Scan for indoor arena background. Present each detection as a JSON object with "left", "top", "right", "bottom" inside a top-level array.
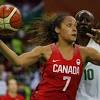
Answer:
[{"left": 0, "top": 0, "right": 100, "bottom": 100}]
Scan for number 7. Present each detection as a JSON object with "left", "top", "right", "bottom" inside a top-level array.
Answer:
[{"left": 62, "top": 76, "right": 71, "bottom": 91}]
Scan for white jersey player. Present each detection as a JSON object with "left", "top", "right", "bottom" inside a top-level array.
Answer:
[{"left": 76, "top": 39, "right": 100, "bottom": 100}]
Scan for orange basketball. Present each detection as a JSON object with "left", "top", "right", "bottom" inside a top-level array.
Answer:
[{"left": 0, "top": 4, "right": 22, "bottom": 35}]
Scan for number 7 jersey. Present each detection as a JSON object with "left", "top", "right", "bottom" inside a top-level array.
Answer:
[{"left": 31, "top": 43, "right": 83, "bottom": 100}]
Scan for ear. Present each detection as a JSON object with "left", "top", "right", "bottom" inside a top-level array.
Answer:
[{"left": 55, "top": 27, "right": 60, "bottom": 33}]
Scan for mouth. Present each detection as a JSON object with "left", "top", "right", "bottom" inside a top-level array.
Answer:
[{"left": 72, "top": 33, "right": 77, "bottom": 37}]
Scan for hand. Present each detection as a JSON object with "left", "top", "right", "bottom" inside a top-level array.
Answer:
[{"left": 86, "top": 28, "right": 100, "bottom": 45}]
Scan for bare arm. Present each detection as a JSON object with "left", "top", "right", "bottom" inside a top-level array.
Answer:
[
  {"left": 84, "top": 47, "right": 100, "bottom": 65},
  {"left": 0, "top": 40, "right": 43, "bottom": 67}
]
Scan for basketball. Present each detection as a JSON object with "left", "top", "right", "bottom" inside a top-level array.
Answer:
[{"left": 0, "top": 4, "right": 22, "bottom": 35}]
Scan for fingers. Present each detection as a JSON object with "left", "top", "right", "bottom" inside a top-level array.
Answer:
[
  {"left": 86, "top": 33, "right": 94, "bottom": 38},
  {"left": 91, "top": 28, "right": 96, "bottom": 32},
  {"left": 91, "top": 28, "right": 100, "bottom": 33}
]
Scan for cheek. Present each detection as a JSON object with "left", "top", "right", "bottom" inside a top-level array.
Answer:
[
  {"left": 10, "top": 84, "right": 17, "bottom": 89},
  {"left": 8, "top": 86, "right": 12, "bottom": 90},
  {"left": 13, "top": 85, "right": 18, "bottom": 89},
  {"left": 61, "top": 29, "right": 71, "bottom": 38}
]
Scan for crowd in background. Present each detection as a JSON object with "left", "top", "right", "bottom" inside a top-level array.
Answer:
[
  {"left": 0, "top": 0, "right": 100, "bottom": 100},
  {"left": 0, "top": 0, "right": 43, "bottom": 100}
]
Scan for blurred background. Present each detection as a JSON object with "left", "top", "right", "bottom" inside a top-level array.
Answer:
[
  {"left": 0, "top": 0, "right": 43, "bottom": 100},
  {"left": 0, "top": 0, "right": 100, "bottom": 100}
]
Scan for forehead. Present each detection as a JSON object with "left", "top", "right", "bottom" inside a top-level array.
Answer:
[
  {"left": 9, "top": 79, "right": 17, "bottom": 84},
  {"left": 63, "top": 16, "right": 76, "bottom": 23},
  {"left": 79, "top": 14, "right": 94, "bottom": 21}
]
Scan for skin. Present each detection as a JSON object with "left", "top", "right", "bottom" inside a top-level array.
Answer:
[
  {"left": 7, "top": 79, "right": 18, "bottom": 97},
  {"left": 0, "top": 16, "right": 100, "bottom": 67},
  {"left": 76, "top": 11, "right": 100, "bottom": 100}
]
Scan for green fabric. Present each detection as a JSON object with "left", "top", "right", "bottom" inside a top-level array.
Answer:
[
  {"left": 11, "top": 38, "right": 23, "bottom": 54},
  {"left": 24, "top": 86, "right": 31, "bottom": 100},
  {"left": 0, "top": 0, "right": 6, "bottom": 5}
]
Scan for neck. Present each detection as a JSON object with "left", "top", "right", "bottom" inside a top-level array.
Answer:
[
  {"left": 8, "top": 91, "right": 17, "bottom": 98},
  {"left": 57, "top": 39, "right": 74, "bottom": 48}
]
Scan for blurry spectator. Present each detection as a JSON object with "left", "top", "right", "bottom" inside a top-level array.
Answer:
[
  {"left": 0, "top": 0, "right": 5, "bottom": 5},
  {"left": 0, "top": 63, "right": 8, "bottom": 81},
  {"left": 0, "top": 80, "right": 7, "bottom": 96},
  {"left": 11, "top": 32, "right": 25, "bottom": 55},
  {"left": 1, "top": 78, "right": 24, "bottom": 100},
  {"left": 30, "top": 70, "right": 40, "bottom": 90},
  {"left": 15, "top": 67, "right": 34, "bottom": 87},
  {"left": 23, "top": 86, "right": 31, "bottom": 100},
  {"left": 12, "top": 65, "right": 40, "bottom": 100},
  {"left": 18, "top": 82, "right": 31, "bottom": 100},
  {"left": 0, "top": 63, "right": 7, "bottom": 96},
  {"left": 7, "top": 72, "right": 14, "bottom": 79}
]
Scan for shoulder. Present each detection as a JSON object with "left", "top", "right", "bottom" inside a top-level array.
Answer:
[
  {"left": 31, "top": 44, "right": 51, "bottom": 53},
  {"left": 42, "top": 44, "right": 52, "bottom": 52},
  {"left": 31, "top": 44, "right": 52, "bottom": 59},
  {"left": 31, "top": 46, "right": 43, "bottom": 52},
  {"left": 30, "top": 46, "right": 44, "bottom": 57},
  {"left": 79, "top": 46, "right": 98, "bottom": 55},
  {"left": 40, "top": 44, "right": 52, "bottom": 60},
  {"left": 79, "top": 45, "right": 98, "bottom": 61}
]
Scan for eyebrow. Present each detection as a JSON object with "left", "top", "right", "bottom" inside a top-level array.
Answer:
[{"left": 65, "top": 21, "right": 77, "bottom": 24}]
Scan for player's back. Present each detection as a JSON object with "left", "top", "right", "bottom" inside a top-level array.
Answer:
[
  {"left": 31, "top": 43, "right": 83, "bottom": 100},
  {"left": 76, "top": 39, "right": 100, "bottom": 100}
]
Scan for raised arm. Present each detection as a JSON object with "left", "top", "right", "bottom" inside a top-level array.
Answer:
[{"left": 0, "top": 40, "right": 43, "bottom": 67}]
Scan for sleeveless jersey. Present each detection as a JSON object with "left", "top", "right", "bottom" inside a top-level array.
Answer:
[
  {"left": 76, "top": 39, "right": 100, "bottom": 100},
  {"left": 31, "top": 43, "right": 83, "bottom": 100}
]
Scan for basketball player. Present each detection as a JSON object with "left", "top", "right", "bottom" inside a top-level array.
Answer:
[
  {"left": 76, "top": 10, "right": 100, "bottom": 100},
  {"left": 0, "top": 13, "right": 100, "bottom": 100},
  {"left": 1, "top": 78, "right": 24, "bottom": 100}
]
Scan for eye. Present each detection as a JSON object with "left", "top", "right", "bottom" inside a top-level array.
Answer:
[{"left": 66, "top": 23, "right": 72, "bottom": 27}]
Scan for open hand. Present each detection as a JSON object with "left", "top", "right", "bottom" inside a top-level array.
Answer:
[{"left": 86, "top": 28, "right": 100, "bottom": 45}]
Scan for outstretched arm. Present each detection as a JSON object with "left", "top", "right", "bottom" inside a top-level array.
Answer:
[
  {"left": 0, "top": 40, "right": 43, "bottom": 67},
  {"left": 83, "top": 47, "right": 100, "bottom": 65}
]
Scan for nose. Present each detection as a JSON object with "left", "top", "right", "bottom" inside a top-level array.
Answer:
[
  {"left": 81, "top": 20, "right": 85, "bottom": 24},
  {"left": 73, "top": 26, "right": 77, "bottom": 32},
  {"left": 81, "top": 18, "right": 87, "bottom": 24}
]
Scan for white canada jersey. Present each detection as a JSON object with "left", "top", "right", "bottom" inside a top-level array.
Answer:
[{"left": 76, "top": 39, "right": 100, "bottom": 100}]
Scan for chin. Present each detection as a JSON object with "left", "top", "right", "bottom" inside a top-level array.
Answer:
[
  {"left": 66, "top": 40, "right": 74, "bottom": 44},
  {"left": 71, "top": 38, "right": 76, "bottom": 42},
  {"left": 64, "top": 38, "right": 76, "bottom": 44}
]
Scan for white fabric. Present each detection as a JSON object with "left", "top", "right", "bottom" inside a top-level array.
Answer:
[
  {"left": 30, "top": 71, "right": 40, "bottom": 90},
  {"left": 0, "top": 80, "right": 7, "bottom": 95},
  {"left": 76, "top": 39, "right": 100, "bottom": 100}
]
